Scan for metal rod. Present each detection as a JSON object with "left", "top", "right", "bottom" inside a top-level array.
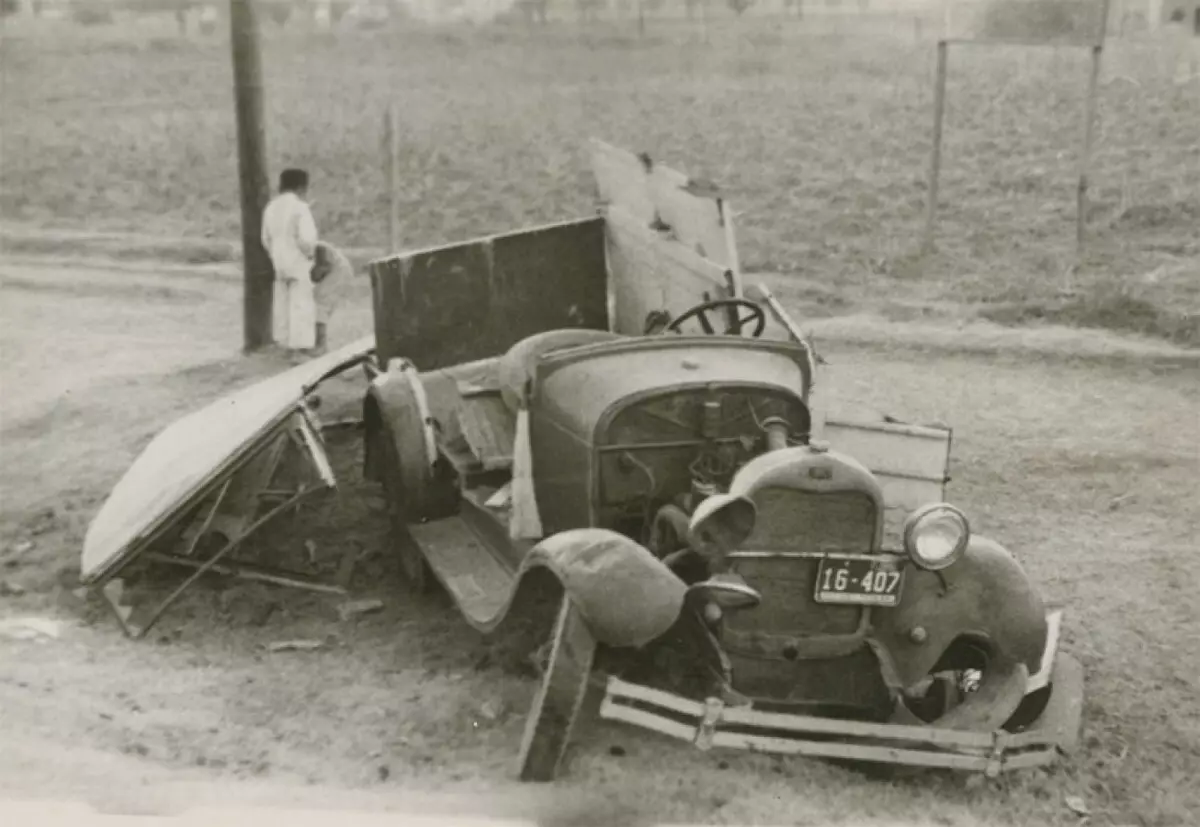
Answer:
[
  {"left": 943, "top": 37, "right": 1101, "bottom": 48},
  {"left": 102, "top": 583, "right": 141, "bottom": 640},
  {"left": 728, "top": 550, "right": 907, "bottom": 562},
  {"left": 126, "top": 486, "right": 317, "bottom": 639},
  {"left": 143, "top": 552, "right": 348, "bottom": 594},
  {"left": 181, "top": 477, "right": 233, "bottom": 558},
  {"left": 719, "top": 199, "right": 743, "bottom": 297},
  {"left": 321, "top": 418, "right": 364, "bottom": 432},
  {"left": 1076, "top": 45, "right": 1103, "bottom": 255},
  {"left": 923, "top": 39, "right": 949, "bottom": 254}
]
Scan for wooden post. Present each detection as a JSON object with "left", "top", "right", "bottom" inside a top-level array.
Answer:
[
  {"left": 384, "top": 105, "right": 400, "bottom": 253},
  {"left": 1076, "top": 0, "right": 1111, "bottom": 256},
  {"left": 637, "top": 0, "right": 645, "bottom": 37},
  {"left": 230, "top": 0, "right": 273, "bottom": 352},
  {"left": 1075, "top": 45, "right": 1103, "bottom": 256},
  {"left": 922, "top": 39, "right": 949, "bottom": 254}
]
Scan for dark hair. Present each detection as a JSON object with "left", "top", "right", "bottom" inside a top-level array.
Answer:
[{"left": 279, "top": 168, "right": 309, "bottom": 193}]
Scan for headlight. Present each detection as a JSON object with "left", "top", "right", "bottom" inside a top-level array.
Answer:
[{"left": 903, "top": 503, "right": 970, "bottom": 571}]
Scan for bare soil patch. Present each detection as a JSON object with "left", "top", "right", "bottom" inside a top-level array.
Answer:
[{"left": 1, "top": 254, "right": 1198, "bottom": 825}]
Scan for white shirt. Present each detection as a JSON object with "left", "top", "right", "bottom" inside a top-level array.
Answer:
[{"left": 261, "top": 191, "right": 318, "bottom": 284}]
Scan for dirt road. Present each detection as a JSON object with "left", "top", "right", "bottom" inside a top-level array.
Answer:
[{"left": 1, "top": 255, "right": 1198, "bottom": 826}]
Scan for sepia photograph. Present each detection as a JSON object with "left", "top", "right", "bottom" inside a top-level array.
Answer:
[{"left": 0, "top": 0, "right": 1197, "bottom": 824}]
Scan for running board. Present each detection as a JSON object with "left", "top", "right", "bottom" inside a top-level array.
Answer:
[{"left": 407, "top": 516, "right": 516, "bottom": 631}]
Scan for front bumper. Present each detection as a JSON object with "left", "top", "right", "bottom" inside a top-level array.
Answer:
[{"left": 598, "top": 650, "right": 1084, "bottom": 776}]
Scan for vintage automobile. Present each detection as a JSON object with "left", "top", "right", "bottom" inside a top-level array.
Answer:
[
  {"left": 357, "top": 141, "right": 1084, "bottom": 782},
  {"left": 79, "top": 141, "right": 1082, "bottom": 785}
]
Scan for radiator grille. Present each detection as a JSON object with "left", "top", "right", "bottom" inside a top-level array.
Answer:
[
  {"left": 726, "top": 488, "right": 877, "bottom": 638},
  {"left": 741, "top": 487, "right": 876, "bottom": 553}
]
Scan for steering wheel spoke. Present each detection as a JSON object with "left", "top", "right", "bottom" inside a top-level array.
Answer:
[{"left": 666, "top": 298, "right": 767, "bottom": 339}]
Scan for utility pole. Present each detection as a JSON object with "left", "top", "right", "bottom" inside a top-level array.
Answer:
[{"left": 230, "top": 0, "right": 273, "bottom": 352}]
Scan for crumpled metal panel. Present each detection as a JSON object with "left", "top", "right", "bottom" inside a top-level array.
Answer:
[
  {"left": 525, "top": 528, "right": 686, "bottom": 650},
  {"left": 368, "top": 217, "right": 609, "bottom": 370}
]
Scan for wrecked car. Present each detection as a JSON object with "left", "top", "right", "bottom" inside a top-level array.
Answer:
[
  {"left": 358, "top": 140, "right": 1084, "bottom": 781},
  {"left": 81, "top": 140, "right": 1082, "bottom": 783}
]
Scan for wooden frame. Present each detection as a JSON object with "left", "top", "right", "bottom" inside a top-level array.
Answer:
[
  {"left": 922, "top": 0, "right": 1115, "bottom": 257},
  {"left": 97, "top": 410, "right": 352, "bottom": 640}
]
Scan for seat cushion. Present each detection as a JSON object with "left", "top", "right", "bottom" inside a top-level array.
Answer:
[{"left": 498, "top": 329, "right": 625, "bottom": 412}]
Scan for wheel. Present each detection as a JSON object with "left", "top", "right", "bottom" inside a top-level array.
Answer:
[
  {"left": 516, "top": 595, "right": 597, "bottom": 782},
  {"left": 1002, "top": 684, "right": 1052, "bottom": 731},
  {"left": 665, "top": 298, "right": 767, "bottom": 338},
  {"left": 369, "top": 364, "right": 459, "bottom": 593},
  {"left": 375, "top": 423, "right": 436, "bottom": 594},
  {"left": 896, "top": 639, "right": 1010, "bottom": 728},
  {"left": 843, "top": 641, "right": 1032, "bottom": 780}
]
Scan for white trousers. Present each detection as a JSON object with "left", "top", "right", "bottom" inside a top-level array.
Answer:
[{"left": 273, "top": 278, "right": 316, "bottom": 350}]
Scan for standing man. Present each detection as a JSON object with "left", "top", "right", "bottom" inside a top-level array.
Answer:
[{"left": 261, "top": 168, "right": 318, "bottom": 352}]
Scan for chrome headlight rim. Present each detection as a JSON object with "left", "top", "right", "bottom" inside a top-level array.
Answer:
[{"left": 903, "top": 502, "right": 971, "bottom": 571}]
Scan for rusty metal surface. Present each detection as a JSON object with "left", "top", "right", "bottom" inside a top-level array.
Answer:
[
  {"left": 730, "top": 556, "right": 864, "bottom": 638},
  {"left": 517, "top": 597, "right": 597, "bottom": 781},
  {"left": 600, "top": 675, "right": 1072, "bottom": 774},
  {"left": 740, "top": 488, "right": 877, "bottom": 555},
  {"left": 369, "top": 217, "right": 609, "bottom": 370},
  {"left": 589, "top": 138, "right": 739, "bottom": 282},
  {"left": 723, "top": 646, "right": 893, "bottom": 716},
  {"left": 534, "top": 336, "right": 812, "bottom": 443},
  {"left": 872, "top": 535, "right": 1050, "bottom": 689},
  {"left": 604, "top": 206, "right": 734, "bottom": 337},
  {"left": 524, "top": 529, "right": 686, "bottom": 649},
  {"left": 82, "top": 336, "right": 375, "bottom": 587},
  {"left": 454, "top": 393, "right": 515, "bottom": 471}
]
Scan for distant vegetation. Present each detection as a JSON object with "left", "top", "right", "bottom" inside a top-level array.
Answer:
[
  {"left": 2, "top": 20, "right": 1196, "bottom": 345},
  {"left": 980, "top": 0, "right": 1103, "bottom": 41}
]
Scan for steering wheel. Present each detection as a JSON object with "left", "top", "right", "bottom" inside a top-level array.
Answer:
[{"left": 665, "top": 298, "right": 767, "bottom": 338}]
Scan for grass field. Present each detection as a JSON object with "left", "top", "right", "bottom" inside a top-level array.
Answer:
[{"left": 1, "top": 14, "right": 1198, "bottom": 343}]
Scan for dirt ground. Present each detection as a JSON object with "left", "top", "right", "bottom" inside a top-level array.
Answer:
[{"left": 1, "top": 253, "right": 1198, "bottom": 826}]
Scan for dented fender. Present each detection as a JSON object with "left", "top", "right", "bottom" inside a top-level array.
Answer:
[
  {"left": 871, "top": 535, "right": 1048, "bottom": 690},
  {"left": 523, "top": 529, "right": 686, "bottom": 649}
]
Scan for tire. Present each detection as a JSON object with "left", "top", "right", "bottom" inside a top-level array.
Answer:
[
  {"left": 846, "top": 642, "right": 1029, "bottom": 779},
  {"left": 376, "top": 423, "right": 437, "bottom": 594},
  {"left": 516, "top": 595, "right": 597, "bottom": 782},
  {"left": 1003, "top": 684, "right": 1052, "bottom": 732}
]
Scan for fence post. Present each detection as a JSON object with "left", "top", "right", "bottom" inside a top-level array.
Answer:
[
  {"left": 1076, "top": 0, "right": 1111, "bottom": 257},
  {"left": 384, "top": 104, "right": 400, "bottom": 254},
  {"left": 922, "top": 39, "right": 949, "bottom": 255}
]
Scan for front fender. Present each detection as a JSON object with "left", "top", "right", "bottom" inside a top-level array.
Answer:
[
  {"left": 523, "top": 529, "right": 685, "bottom": 649},
  {"left": 872, "top": 535, "right": 1048, "bottom": 689}
]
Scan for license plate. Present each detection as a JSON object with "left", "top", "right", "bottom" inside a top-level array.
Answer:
[{"left": 814, "top": 557, "right": 904, "bottom": 607}]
